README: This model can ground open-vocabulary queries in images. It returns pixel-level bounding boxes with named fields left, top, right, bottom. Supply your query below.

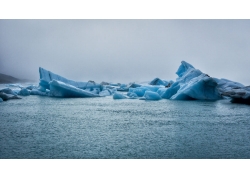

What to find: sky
left=0, top=20, right=250, bottom=85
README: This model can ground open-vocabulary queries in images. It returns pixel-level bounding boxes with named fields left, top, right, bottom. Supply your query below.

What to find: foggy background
left=0, top=20, right=249, bottom=85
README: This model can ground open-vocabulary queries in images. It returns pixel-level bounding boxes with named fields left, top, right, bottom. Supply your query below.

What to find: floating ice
left=117, top=82, right=141, bottom=91
left=161, top=61, right=222, bottom=100
left=99, top=88, right=116, bottom=97
left=149, top=78, right=174, bottom=87
left=113, top=92, right=127, bottom=99
left=30, top=89, right=48, bottom=96
left=215, top=78, right=244, bottom=92
left=127, top=92, right=138, bottom=99
left=37, top=67, right=113, bottom=98
left=171, top=74, right=221, bottom=100
left=18, top=88, right=30, bottom=96
left=0, top=92, right=21, bottom=101
left=2, top=61, right=248, bottom=104
left=39, top=67, right=102, bottom=91
left=0, top=97, right=3, bottom=102
left=0, top=88, right=17, bottom=95
left=141, top=90, right=162, bottom=100
left=220, top=86, right=250, bottom=105
left=49, top=80, right=101, bottom=98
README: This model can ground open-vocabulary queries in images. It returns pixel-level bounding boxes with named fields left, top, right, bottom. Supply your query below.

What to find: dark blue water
left=0, top=95, right=250, bottom=159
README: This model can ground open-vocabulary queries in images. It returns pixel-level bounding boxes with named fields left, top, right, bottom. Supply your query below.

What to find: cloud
left=0, top=20, right=250, bottom=85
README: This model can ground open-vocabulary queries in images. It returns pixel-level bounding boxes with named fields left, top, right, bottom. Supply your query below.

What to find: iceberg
left=149, top=78, right=174, bottom=87
left=0, top=88, right=17, bottom=95
left=140, top=90, right=162, bottom=101
left=0, top=92, right=21, bottom=101
left=36, top=67, right=118, bottom=98
left=161, top=61, right=222, bottom=100
left=128, top=85, right=163, bottom=97
left=2, top=61, right=248, bottom=104
left=49, top=80, right=101, bottom=98
left=113, top=92, right=127, bottom=99
left=220, top=86, right=250, bottom=105
left=117, top=82, right=141, bottom=91
left=127, top=92, right=138, bottom=99
left=39, top=67, right=102, bottom=92
left=18, top=88, right=30, bottom=96
left=0, top=87, right=22, bottom=101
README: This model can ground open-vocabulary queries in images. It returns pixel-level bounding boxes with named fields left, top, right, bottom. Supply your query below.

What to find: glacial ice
left=220, top=85, right=250, bottom=105
left=0, top=92, right=21, bottom=101
left=140, top=91, right=162, bottom=100
left=149, top=78, right=174, bottom=87
left=18, top=88, right=30, bottom=96
left=39, top=67, right=102, bottom=92
left=161, top=61, right=222, bottom=100
left=0, top=88, right=17, bottom=95
left=38, top=67, right=120, bottom=98
left=1, top=60, right=249, bottom=104
left=113, top=92, right=127, bottom=99
left=49, top=80, right=101, bottom=98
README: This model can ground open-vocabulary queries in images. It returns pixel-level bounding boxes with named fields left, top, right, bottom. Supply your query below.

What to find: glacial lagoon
left=1, top=94, right=250, bottom=159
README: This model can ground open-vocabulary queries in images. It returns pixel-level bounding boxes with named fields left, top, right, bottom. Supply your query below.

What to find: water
left=0, top=95, right=250, bottom=159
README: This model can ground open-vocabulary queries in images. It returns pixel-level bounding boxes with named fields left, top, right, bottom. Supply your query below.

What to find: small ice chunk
left=18, top=88, right=30, bottom=96
left=30, top=89, right=48, bottom=96
left=143, top=90, right=162, bottom=100
left=127, top=92, right=138, bottom=99
left=0, top=92, right=21, bottom=100
left=113, top=92, right=127, bottom=99
left=0, top=88, right=17, bottom=95
left=49, top=80, right=101, bottom=97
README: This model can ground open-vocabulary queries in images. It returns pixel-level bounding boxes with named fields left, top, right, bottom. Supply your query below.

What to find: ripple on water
left=0, top=96, right=250, bottom=158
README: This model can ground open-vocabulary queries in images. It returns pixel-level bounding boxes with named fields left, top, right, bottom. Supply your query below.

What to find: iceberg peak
left=176, top=61, right=195, bottom=77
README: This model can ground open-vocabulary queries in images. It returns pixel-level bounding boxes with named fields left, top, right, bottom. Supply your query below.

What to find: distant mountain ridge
left=0, top=73, right=31, bottom=84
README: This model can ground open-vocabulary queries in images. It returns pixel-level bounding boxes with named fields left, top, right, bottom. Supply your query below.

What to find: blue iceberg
left=113, top=92, right=127, bottom=99
left=149, top=78, right=174, bottom=87
left=37, top=67, right=121, bottom=98
left=220, top=85, right=250, bottom=105
left=18, top=88, right=30, bottom=96
left=49, top=80, right=101, bottom=98
left=161, top=61, right=222, bottom=100
left=2, top=60, right=248, bottom=104
left=39, top=67, right=102, bottom=91
left=140, top=90, right=162, bottom=101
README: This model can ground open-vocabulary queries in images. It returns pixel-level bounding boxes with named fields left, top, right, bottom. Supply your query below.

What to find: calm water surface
left=0, top=95, right=250, bottom=159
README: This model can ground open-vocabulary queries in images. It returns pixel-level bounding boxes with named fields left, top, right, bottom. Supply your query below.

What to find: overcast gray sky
left=0, top=20, right=249, bottom=85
